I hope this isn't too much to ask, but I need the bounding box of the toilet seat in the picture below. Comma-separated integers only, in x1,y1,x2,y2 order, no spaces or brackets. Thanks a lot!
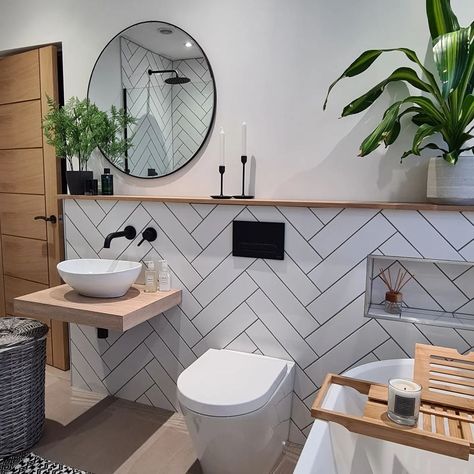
177,349,289,417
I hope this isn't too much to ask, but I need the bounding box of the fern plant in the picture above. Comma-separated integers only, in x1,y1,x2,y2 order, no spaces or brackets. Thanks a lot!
324,0,473,164
43,97,135,171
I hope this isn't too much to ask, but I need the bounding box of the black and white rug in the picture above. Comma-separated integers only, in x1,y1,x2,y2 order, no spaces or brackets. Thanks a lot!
0,452,90,474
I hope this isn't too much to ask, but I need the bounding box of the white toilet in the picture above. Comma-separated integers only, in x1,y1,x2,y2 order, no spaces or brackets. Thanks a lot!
177,349,295,474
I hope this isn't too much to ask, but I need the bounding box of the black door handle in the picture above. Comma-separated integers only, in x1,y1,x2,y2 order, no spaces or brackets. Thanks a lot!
34,215,57,224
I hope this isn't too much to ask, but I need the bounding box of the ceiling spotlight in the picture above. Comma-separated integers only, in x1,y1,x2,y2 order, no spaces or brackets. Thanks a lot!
184,41,193,48
159,28,173,35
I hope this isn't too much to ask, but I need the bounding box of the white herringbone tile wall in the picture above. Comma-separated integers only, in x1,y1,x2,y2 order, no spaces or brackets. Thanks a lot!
64,200,474,443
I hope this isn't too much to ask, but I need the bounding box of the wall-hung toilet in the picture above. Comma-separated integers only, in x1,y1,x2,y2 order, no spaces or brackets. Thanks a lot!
177,349,295,474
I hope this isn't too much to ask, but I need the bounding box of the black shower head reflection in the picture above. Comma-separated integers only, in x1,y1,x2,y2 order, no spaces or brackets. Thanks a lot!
147,69,190,84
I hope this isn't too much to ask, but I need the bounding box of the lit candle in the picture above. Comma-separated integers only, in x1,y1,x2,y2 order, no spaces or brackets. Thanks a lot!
387,378,422,426
219,127,225,166
241,122,247,156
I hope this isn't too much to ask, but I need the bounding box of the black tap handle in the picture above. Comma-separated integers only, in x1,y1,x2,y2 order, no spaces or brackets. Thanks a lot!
34,215,57,224
138,227,157,247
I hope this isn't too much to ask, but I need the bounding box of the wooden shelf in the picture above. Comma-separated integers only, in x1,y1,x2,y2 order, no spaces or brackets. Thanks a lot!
57,194,474,211
13,284,182,331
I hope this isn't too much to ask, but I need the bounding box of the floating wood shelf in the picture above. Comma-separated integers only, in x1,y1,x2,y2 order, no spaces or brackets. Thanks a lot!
13,284,182,331
57,194,474,212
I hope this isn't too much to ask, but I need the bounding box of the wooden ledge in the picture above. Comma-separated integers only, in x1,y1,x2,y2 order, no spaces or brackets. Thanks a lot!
13,284,182,331
58,194,474,211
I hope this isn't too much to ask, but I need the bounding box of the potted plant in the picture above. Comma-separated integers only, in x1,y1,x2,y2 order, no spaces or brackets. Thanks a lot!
324,0,473,204
43,97,134,194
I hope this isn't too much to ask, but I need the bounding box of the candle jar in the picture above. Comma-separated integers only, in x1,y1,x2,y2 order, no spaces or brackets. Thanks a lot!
387,378,422,426
384,291,402,314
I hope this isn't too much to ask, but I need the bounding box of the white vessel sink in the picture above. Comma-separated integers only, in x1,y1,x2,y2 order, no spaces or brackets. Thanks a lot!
57,259,142,298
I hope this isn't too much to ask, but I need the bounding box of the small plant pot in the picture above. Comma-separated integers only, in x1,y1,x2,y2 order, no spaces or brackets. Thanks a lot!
66,171,93,195
385,291,402,315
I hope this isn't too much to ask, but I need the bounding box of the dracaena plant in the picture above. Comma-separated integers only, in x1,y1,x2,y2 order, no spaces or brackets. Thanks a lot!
324,0,473,164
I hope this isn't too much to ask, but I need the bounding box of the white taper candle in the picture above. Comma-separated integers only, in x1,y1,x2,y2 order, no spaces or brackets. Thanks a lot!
219,127,225,165
241,122,247,156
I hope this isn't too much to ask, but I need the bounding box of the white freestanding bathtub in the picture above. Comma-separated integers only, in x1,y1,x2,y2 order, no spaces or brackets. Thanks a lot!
295,359,473,474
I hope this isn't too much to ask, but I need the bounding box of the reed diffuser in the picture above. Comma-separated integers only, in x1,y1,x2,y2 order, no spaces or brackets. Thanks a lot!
379,266,413,314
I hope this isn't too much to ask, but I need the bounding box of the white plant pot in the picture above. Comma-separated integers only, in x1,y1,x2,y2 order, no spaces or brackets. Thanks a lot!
427,155,474,205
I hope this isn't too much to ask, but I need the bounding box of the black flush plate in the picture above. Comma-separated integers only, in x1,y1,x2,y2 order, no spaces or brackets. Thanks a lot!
232,221,285,260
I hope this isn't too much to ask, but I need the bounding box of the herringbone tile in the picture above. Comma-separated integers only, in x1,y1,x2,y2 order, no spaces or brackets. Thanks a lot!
65,200,474,442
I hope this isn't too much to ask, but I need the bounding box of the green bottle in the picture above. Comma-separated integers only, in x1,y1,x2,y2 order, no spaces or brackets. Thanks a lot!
101,168,114,195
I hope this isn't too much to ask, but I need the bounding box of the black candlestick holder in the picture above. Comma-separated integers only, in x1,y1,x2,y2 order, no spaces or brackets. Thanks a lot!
233,155,254,199
211,165,232,199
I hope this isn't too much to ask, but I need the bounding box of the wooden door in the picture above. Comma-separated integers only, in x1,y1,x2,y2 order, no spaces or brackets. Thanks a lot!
0,46,69,369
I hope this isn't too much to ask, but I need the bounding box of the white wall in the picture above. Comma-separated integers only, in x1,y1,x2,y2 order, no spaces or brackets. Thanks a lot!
0,0,471,200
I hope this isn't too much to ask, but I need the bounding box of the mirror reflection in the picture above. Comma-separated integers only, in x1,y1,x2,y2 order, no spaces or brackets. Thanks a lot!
88,21,216,178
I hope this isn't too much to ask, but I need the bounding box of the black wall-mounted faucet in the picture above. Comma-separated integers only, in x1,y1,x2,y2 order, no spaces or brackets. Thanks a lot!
103,225,136,248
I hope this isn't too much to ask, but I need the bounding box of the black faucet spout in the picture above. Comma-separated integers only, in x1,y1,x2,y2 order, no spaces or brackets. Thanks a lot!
103,225,136,248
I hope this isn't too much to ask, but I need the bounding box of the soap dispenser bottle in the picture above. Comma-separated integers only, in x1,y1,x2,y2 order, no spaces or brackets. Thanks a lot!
101,168,114,195
158,260,171,291
144,261,157,293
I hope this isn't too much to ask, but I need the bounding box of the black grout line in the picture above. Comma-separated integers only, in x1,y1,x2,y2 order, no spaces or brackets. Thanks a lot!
304,231,396,309
307,207,344,237
372,319,411,358
418,210,465,258
144,337,182,383
74,199,108,236
66,217,101,258
304,318,375,365
192,288,260,342
246,270,319,347
189,262,257,325
190,206,250,267
304,292,365,341
70,361,93,392
143,364,178,410
146,321,188,371
244,297,313,373
70,340,109,388
307,209,383,264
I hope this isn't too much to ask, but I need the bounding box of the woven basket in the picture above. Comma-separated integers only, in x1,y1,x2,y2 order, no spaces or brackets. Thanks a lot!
0,317,49,457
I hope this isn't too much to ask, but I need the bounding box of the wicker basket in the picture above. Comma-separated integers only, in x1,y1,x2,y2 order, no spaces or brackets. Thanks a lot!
0,317,49,457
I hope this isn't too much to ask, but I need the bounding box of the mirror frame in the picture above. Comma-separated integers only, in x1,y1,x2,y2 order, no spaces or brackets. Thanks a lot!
87,20,217,179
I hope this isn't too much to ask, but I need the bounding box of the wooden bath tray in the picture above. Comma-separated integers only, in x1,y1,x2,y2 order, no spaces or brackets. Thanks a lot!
311,343,474,461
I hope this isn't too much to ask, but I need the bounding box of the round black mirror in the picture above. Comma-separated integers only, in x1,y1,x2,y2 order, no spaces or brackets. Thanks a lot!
88,21,216,178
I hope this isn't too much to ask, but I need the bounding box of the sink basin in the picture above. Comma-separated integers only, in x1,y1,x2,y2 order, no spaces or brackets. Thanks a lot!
57,259,142,298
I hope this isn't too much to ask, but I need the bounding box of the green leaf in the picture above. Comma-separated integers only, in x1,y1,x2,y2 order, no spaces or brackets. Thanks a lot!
457,23,474,97
460,94,474,129
384,119,401,146
359,102,402,156
324,48,438,110
411,113,439,126
403,96,445,123
426,0,460,40
341,68,431,117
412,124,441,155
433,25,472,97
401,143,447,160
